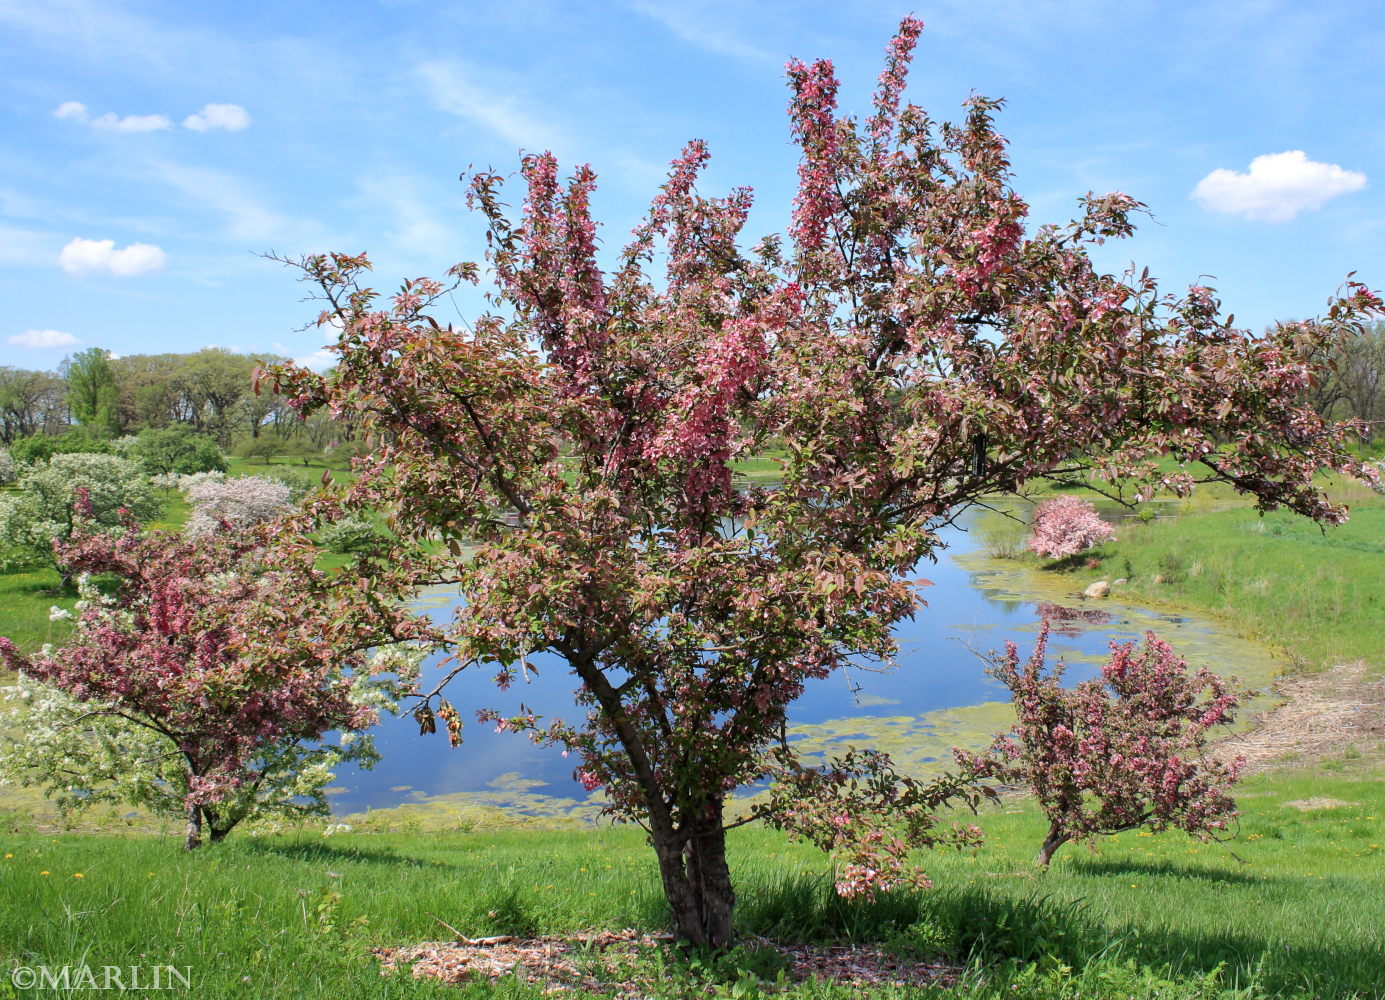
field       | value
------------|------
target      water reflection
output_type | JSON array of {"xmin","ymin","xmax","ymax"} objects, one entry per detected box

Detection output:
[{"xmin": 328, "ymin": 506, "xmax": 1284, "ymax": 816}]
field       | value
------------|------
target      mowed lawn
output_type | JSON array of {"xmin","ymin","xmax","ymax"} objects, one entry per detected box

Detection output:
[{"xmin": 2, "ymin": 763, "xmax": 1382, "ymax": 999}]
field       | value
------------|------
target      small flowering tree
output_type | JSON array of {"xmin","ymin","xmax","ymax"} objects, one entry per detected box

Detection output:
[
  {"xmin": 955, "ymin": 623, "xmax": 1246, "ymax": 866},
  {"xmin": 0, "ymin": 453, "xmax": 160, "ymax": 579},
  {"xmin": 1027, "ymin": 495, "xmax": 1116, "ymax": 560},
  {"xmin": 264, "ymin": 19, "xmax": 1377, "ymax": 945},
  {"xmin": 183, "ymin": 474, "xmax": 294, "ymax": 537},
  {"xmin": 0, "ymin": 519, "xmax": 421, "ymax": 849}
]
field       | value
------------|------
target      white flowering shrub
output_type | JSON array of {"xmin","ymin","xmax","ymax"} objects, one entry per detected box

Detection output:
[
  {"xmin": 109, "ymin": 435, "xmax": 140, "ymax": 459},
  {"xmin": 0, "ymin": 453, "xmax": 159, "ymax": 570},
  {"xmin": 0, "ymin": 449, "xmax": 16, "ymax": 486},
  {"xmin": 184, "ymin": 475, "xmax": 295, "ymax": 537},
  {"xmin": 1367, "ymin": 460, "xmax": 1385, "ymax": 495}
]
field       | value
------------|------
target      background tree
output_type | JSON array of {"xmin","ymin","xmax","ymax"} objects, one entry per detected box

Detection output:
[
  {"xmin": 1304, "ymin": 321, "xmax": 1384, "ymax": 442},
  {"xmin": 63, "ymin": 347, "xmax": 121, "ymax": 437},
  {"xmin": 7, "ymin": 429, "xmax": 111, "ymax": 465},
  {"xmin": 0, "ymin": 367, "xmax": 66, "ymax": 443},
  {"xmin": 1027, "ymin": 495, "xmax": 1116, "ymax": 560},
  {"xmin": 129, "ymin": 425, "xmax": 227, "ymax": 476},
  {"xmin": 0, "ymin": 522, "xmax": 420, "ymax": 848},
  {"xmin": 267, "ymin": 18, "xmax": 1379, "ymax": 946},
  {"xmin": 0, "ymin": 454, "xmax": 159, "ymax": 578},
  {"xmin": 954, "ymin": 624, "xmax": 1246, "ymax": 866}
]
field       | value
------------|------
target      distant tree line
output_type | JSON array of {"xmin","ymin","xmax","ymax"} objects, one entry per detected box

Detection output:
[
  {"xmin": 0, "ymin": 346, "xmax": 363, "ymax": 459},
  {"xmin": 1306, "ymin": 321, "xmax": 1385, "ymax": 443}
]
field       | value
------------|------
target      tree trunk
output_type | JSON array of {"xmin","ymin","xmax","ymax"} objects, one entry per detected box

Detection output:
[
  {"xmin": 650, "ymin": 814, "xmax": 737, "ymax": 948},
  {"xmin": 1036, "ymin": 823, "xmax": 1069, "ymax": 868},
  {"xmin": 183, "ymin": 802, "xmax": 203, "ymax": 851}
]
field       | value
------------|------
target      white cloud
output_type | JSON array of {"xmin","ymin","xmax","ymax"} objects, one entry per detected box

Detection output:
[
  {"xmin": 143, "ymin": 160, "xmax": 312, "ymax": 243},
  {"xmin": 55, "ymin": 101, "xmax": 172, "ymax": 132},
  {"xmin": 626, "ymin": 1, "xmax": 776, "ymax": 64},
  {"xmin": 419, "ymin": 61, "xmax": 568, "ymax": 152},
  {"xmin": 183, "ymin": 103, "xmax": 251, "ymax": 131},
  {"xmin": 273, "ymin": 341, "xmax": 336, "ymax": 372},
  {"xmin": 53, "ymin": 100, "xmax": 88, "ymax": 121},
  {"xmin": 90, "ymin": 112, "xmax": 173, "ymax": 132},
  {"xmin": 1191, "ymin": 150, "xmax": 1367, "ymax": 222},
  {"xmin": 58, "ymin": 237, "xmax": 167, "ymax": 276},
  {"xmin": 8, "ymin": 329, "xmax": 80, "ymax": 349}
]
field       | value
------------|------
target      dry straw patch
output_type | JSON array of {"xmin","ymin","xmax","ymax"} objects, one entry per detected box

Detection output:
[{"xmin": 1219, "ymin": 661, "xmax": 1385, "ymax": 772}]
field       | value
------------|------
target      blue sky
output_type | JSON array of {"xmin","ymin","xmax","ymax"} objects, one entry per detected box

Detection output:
[{"xmin": 2, "ymin": 0, "xmax": 1382, "ymax": 370}]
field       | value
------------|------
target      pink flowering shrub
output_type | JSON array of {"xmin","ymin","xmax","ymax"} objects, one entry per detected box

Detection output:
[
  {"xmin": 955, "ymin": 622, "xmax": 1246, "ymax": 866},
  {"xmin": 184, "ymin": 474, "xmax": 294, "ymax": 537},
  {"xmin": 1027, "ymin": 495, "xmax": 1116, "ymax": 560},
  {"xmin": 0, "ymin": 521, "xmax": 417, "ymax": 849}
]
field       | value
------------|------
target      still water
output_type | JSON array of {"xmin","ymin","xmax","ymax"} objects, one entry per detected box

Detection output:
[{"xmin": 327, "ymin": 507, "xmax": 1281, "ymax": 817}]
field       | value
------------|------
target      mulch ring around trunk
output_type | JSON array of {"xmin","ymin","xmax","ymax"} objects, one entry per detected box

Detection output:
[{"xmin": 373, "ymin": 929, "xmax": 965, "ymax": 995}]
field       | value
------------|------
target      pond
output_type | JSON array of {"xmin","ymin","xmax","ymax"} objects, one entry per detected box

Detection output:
[{"xmin": 327, "ymin": 505, "xmax": 1283, "ymax": 819}]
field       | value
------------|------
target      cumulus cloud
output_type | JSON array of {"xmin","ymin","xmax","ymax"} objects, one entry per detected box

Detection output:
[
  {"xmin": 8, "ymin": 329, "xmax": 80, "ymax": 349},
  {"xmin": 183, "ymin": 103, "xmax": 251, "ymax": 131},
  {"xmin": 58, "ymin": 237, "xmax": 167, "ymax": 276},
  {"xmin": 272, "ymin": 341, "xmax": 336, "ymax": 373},
  {"xmin": 53, "ymin": 101, "xmax": 171, "ymax": 132},
  {"xmin": 53, "ymin": 100, "xmax": 88, "ymax": 121},
  {"xmin": 1192, "ymin": 151, "xmax": 1367, "ymax": 223},
  {"xmin": 92, "ymin": 112, "xmax": 172, "ymax": 132}
]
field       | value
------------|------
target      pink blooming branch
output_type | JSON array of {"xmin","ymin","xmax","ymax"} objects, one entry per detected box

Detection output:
[{"xmin": 0, "ymin": 524, "xmax": 407, "ymax": 849}]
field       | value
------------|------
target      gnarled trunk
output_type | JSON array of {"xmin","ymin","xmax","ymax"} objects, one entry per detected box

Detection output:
[
  {"xmin": 1036, "ymin": 822, "xmax": 1069, "ymax": 868},
  {"xmin": 183, "ymin": 802, "xmax": 203, "ymax": 851},
  {"xmin": 651, "ymin": 814, "xmax": 736, "ymax": 948}
]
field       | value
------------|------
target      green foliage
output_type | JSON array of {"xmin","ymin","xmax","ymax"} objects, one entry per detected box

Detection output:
[
  {"xmin": 0, "ymin": 453, "xmax": 159, "ymax": 571},
  {"xmin": 129, "ymin": 425, "xmax": 227, "ymax": 476},
  {"xmin": 316, "ymin": 514, "xmax": 389, "ymax": 554},
  {"xmin": 1112, "ymin": 490, "xmax": 1385, "ymax": 673},
  {"xmin": 237, "ymin": 435, "xmax": 284, "ymax": 464},
  {"xmin": 8, "ymin": 429, "xmax": 111, "ymax": 465},
  {"xmin": 63, "ymin": 347, "xmax": 120, "ymax": 437}
]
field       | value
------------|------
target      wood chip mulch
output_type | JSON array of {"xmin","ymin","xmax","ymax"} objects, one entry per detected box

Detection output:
[{"xmin": 373, "ymin": 929, "xmax": 964, "ymax": 996}]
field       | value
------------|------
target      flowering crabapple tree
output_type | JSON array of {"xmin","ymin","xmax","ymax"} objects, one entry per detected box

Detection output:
[
  {"xmin": 0, "ymin": 453, "xmax": 159, "ymax": 580},
  {"xmin": 0, "ymin": 506, "xmax": 421, "ymax": 849},
  {"xmin": 1027, "ymin": 494, "xmax": 1116, "ymax": 560},
  {"xmin": 954, "ymin": 623, "xmax": 1246, "ymax": 867},
  {"xmin": 265, "ymin": 18, "xmax": 1379, "ymax": 945},
  {"xmin": 183, "ymin": 474, "xmax": 295, "ymax": 538}
]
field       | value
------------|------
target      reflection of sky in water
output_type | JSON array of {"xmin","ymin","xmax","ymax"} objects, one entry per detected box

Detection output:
[{"xmin": 330, "ymin": 507, "xmax": 1281, "ymax": 814}]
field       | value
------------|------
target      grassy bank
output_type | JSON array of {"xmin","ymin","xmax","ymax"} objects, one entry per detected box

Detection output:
[
  {"xmin": 2, "ymin": 763, "xmax": 1382, "ymax": 999},
  {"xmin": 1078, "ymin": 485, "xmax": 1383, "ymax": 675}
]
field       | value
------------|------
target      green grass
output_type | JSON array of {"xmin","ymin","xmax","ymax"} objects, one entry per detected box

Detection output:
[
  {"xmin": 0, "ymin": 569, "xmax": 74, "ymax": 653},
  {"xmin": 2, "ymin": 763, "xmax": 1382, "ymax": 999},
  {"xmin": 1084, "ymin": 490, "xmax": 1384, "ymax": 675}
]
